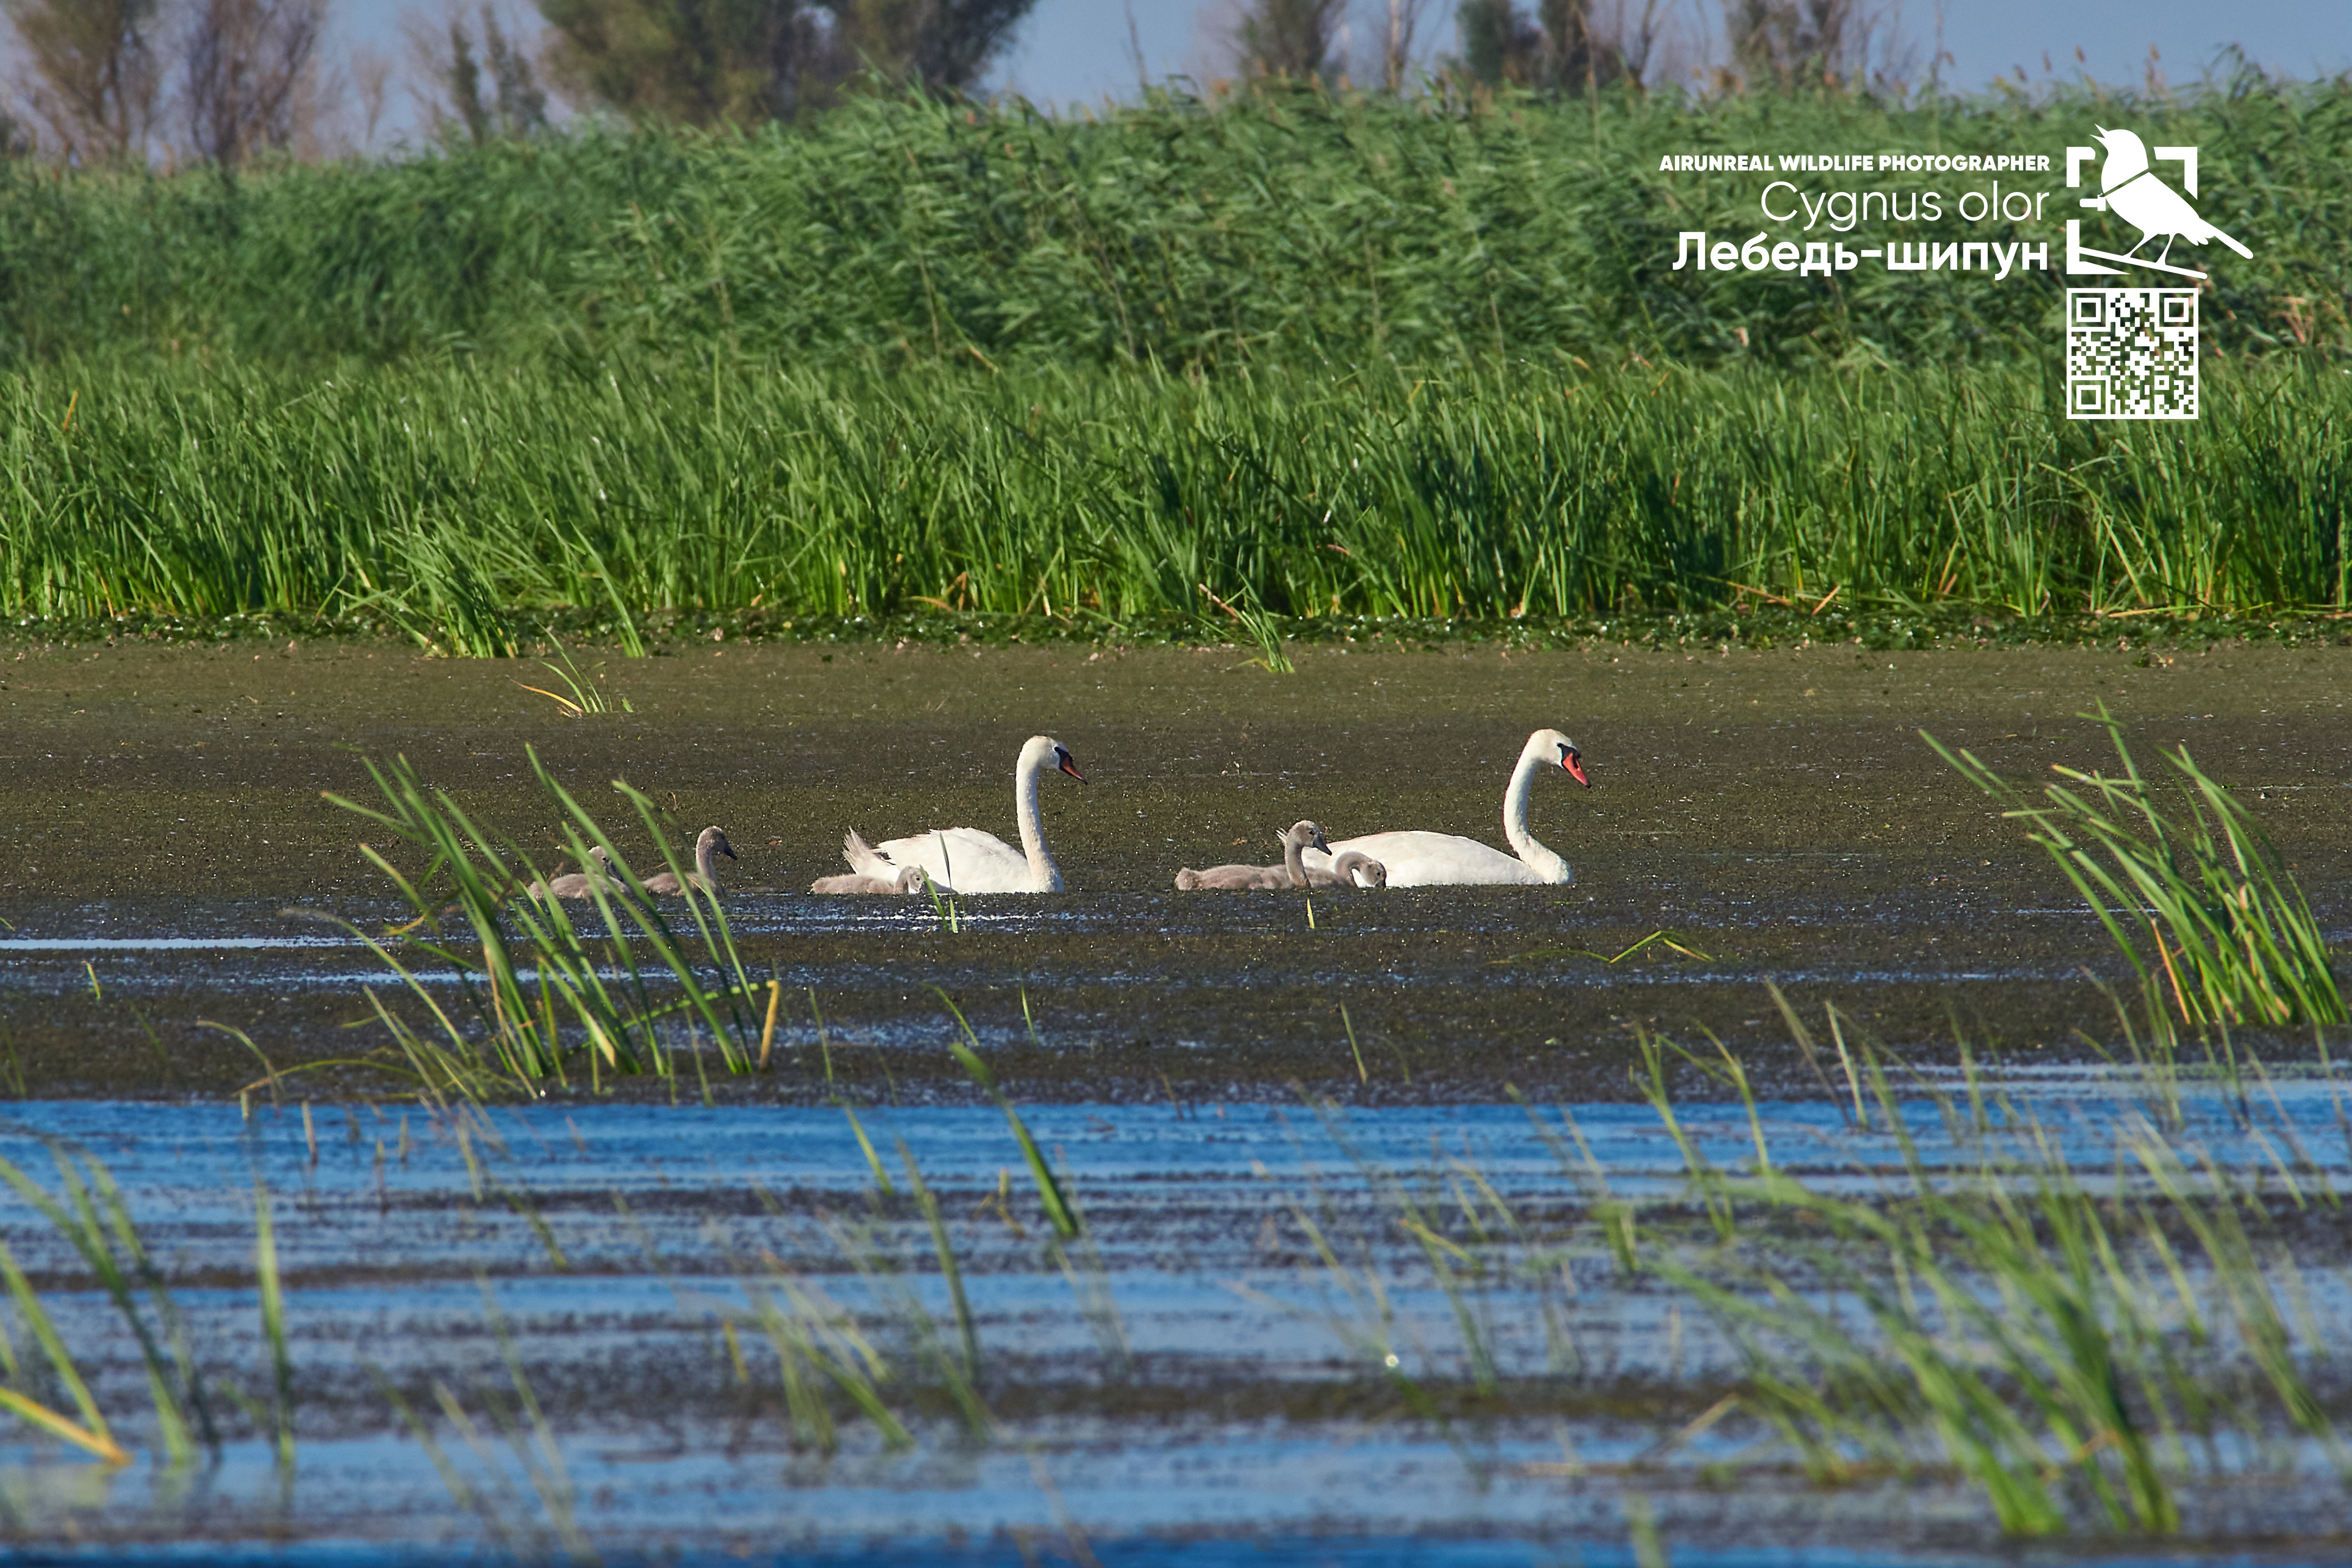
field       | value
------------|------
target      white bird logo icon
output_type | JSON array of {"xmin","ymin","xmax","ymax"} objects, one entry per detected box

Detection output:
[{"xmin": 2085, "ymin": 126, "xmax": 2251, "ymax": 267}]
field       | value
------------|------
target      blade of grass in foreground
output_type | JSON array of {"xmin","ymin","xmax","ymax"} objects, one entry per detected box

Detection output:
[
  {"xmin": 0, "ymin": 1147, "xmax": 203, "ymax": 1464},
  {"xmin": 1925, "ymin": 706, "xmax": 2344, "ymax": 1029},
  {"xmin": 255, "ymin": 1180, "xmax": 295, "ymax": 1474},
  {"xmin": 932, "ymin": 988, "xmax": 1079, "ymax": 1239},
  {"xmin": 0, "ymin": 1239, "xmax": 129, "ymax": 1465}
]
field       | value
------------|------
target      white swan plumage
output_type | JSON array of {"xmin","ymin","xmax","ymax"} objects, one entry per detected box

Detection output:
[
  {"xmin": 1303, "ymin": 729, "xmax": 1588, "ymax": 887},
  {"xmin": 840, "ymin": 735, "xmax": 1085, "ymax": 894}
]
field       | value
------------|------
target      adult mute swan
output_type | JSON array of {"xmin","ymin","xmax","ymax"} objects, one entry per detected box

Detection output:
[
  {"xmin": 642, "ymin": 826, "xmax": 737, "ymax": 896},
  {"xmin": 1175, "ymin": 821, "xmax": 1327, "ymax": 891},
  {"xmin": 1302, "ymin": 729, "xmax": 1589, "ymax": 887},
  {"xmin": 810, "ymin": 865, "xmax": 929, "ymax": 896},
  {"xmin": 842, "ymin": 736, "xmax": 1085, "ymax": 894}
]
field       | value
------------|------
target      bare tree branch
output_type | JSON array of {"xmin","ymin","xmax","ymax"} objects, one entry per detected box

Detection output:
[
  {"xmin": 3, "ymin": 0, "xmax": 163, "ymax": 164},
  {"xmin": 1381, "ymin": 0, "xmax": 1437, "ymax": 92},
  {"xmin": 182, "ymin": 0, "xmax": 326, "ymax": 165}
]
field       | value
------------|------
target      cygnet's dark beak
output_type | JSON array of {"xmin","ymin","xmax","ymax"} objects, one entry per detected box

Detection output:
[{"xmin": 721, "ymin": 839, "xmax": 739, "ymax": 859}]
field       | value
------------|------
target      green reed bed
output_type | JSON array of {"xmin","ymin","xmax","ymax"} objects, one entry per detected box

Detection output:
[
  {"xmin": 318, "ymin": 749, "xmax": 765, "ymax": 1098},
  {"xmin": 5, "ymin": 354, "xmax": 2349, "ymax": 649},
  {"xmin": 1, "ymin": 78, "xmax": 2344, "ymax": 372},
  {"xmin": 1625, "ymin": 1027, "xmax": 2345, "ymax": 1537},
  {"xmin": 1931, "ymin": 708, "xmax": 2345, "ymax": 1031}
]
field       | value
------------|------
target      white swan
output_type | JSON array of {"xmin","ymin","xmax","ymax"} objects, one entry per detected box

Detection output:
[
  {"xmin": 842, "ymin": 736, "xmax": 1085, "ymax": 894},
  {"xmin": 1303, "ymin": 729, "xmax": 1589, "ymax": 887},
  {"xmin": 1176, "ymin": 821, "xmax": 1327, "ymax": 891},
  {"xmin": 810, "ymin": 865, "xmax": 929, "ymax": 896},
  {"xmin": 642, "ymin": 826, "xmax": 736, "ymax": 896}
]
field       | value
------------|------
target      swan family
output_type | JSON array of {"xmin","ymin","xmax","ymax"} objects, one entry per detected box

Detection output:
[
  {"xmin": 816, "ymin": 727, "xmax": 1586, "ymax": 896},
  {"xmin": 527, "ymin": 828, "xmax": 735, "ymax": 903},
  {"xmin": 526, "ymin": 727, "xmax": 1586, "ymax": 902}
]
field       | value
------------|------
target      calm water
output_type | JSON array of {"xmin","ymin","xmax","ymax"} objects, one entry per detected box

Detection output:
[{"xmin": 2, "ymin": 1085, "xmax": 2347, "ymax": 1561}]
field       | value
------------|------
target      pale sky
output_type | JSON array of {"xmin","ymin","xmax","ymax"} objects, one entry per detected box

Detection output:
[
  {"xmin": 24, "ymin": 0, "xmax": 2351, "ymax": 150},
  {"xmin": 969, "ymin": 0, "xmax": 2350, "ymax": 106}
]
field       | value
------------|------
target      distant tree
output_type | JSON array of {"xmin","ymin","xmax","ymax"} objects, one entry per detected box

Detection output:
[
  {"xmin": 536, "ymin": 0, "xmax": 797, "ymax": 125},
  {"xmin": 1, "ymin": 0, "xmax": 163, "ymax": 163},
  {"xmin": 182, "ymin": 0, "xmax": 326, "ymax": 165},
  {"xmin": 1454, "ymin": 0, "xmax": 1539, "ymax": 86},
  {"xmin": 1377, "ymin": 0, "xmax": 1439, "ymax": 92},
  {"xmin": 1230, "ymin": 0, "xmax": 1346, "ymax": 80},
  {"xmin": 1724, "ymin": 0, "xmax": 1858, "ymax": 90},
  {"xmin": 536, "ymin": 0, "xmax": 1036, "ymax": 126},
  {"xmin": 350, "ymin": 41, "xmax": 394, "ymax": 148},
  {"xmin": 829, "ymin": 0, "xmax": 1036, "ymax": 94},
  {"xmin": 445, "ymin": 4, "xmax": 548, "ymax": 142},
  {"xmin": 1452, "ymin": 0, "xmax": 1641, "ymax": 92}
]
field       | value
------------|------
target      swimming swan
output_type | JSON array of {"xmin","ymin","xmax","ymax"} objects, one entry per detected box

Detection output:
[
  {"xmin": 1302, "ymin": 729, "xmax": 1588, "ymax": 887},
  {"xmin": 843, "ymin": 736, "xmax": 1085, "ymax": 894},
  {"xmin": 811, "ymin": 864, "xmax": 930, "ymax": 896},
  {"xmin": 1175, "ymin": 820, "xmax": 1327, "ymax": 890},
  {"xmin": 526, "ymin": 845, "xmax": 613, "ymax": 900},
  {"xmin": 1288, "ymin": 839, "xmax": 1387, "ymax": 888},
  {"xmin": 642, "ymin": 826, "xmax": 736, "ymax": 896}
]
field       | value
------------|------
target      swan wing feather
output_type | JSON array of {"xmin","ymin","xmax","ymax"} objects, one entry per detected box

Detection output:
[
  {"xmin": 1308, "ymin": 831, "xmax": 1543, "ymax": 887},
  {"xmin": 875, "ymin": 828, "xmax": 1030, "ymax": 893}
]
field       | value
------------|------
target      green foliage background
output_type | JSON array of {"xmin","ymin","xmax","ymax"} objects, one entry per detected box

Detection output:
[
  {"xmin": 2, "ymin": 77, "xmax": 2347, "ymax": 645},
  {"xmin": 5, "ymin": 77, "xmax": 2345, "ymax": 371}
]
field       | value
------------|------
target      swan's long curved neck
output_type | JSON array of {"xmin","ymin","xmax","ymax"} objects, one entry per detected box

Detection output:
[
  {"xmin": 1502, "ymin": 741, "xmax": 1570, "ymax": 882},
  {"xmin": 1282, "ymin": 832, "xmax": 1310, "ymax": 887},
  {"xmin": 1015, "ymin": 751, "xmax": 1063, "ymax": 892},
  {"xmin": 694, "ymin": 836, "xmax": 721, "ymax": 888}
]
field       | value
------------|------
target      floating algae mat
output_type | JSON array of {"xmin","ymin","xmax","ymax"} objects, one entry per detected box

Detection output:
[{"xmin": 8, "ymin": 641, "xmax": 2352, "ymax": 1100}]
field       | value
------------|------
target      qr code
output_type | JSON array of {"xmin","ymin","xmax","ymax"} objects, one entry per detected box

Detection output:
[{"xmin": 2066, "ymin": 289, "xmax": 2198, "ymax": 420}]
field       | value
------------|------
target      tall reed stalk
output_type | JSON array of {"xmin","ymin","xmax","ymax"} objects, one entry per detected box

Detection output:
[
  {"xmin": 1634, "ymin": 1020, "xmax": 2338, "ymax": 1537},
  {"xmin": 324, "ymin": 748, "xmax": 762, "ymax": 1096},
  {"xmin": 1928, "ymin": 708, "xmax": 2344, "ymax": 1028}
]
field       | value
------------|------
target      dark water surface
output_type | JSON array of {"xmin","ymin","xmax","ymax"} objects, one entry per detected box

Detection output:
[
  {"xmin": 4, "ymin": 641, "xmax": 2352, "ymax": 1560},
  {"xmin": 4, "ymin": 639, "xmax": 2351, "ymax": 1097}
]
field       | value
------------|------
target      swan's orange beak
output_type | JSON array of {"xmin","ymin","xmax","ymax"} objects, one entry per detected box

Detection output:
[
  {"xmin": 1561, "ymin": 747, "xmax": 1591, "ymax": 787},
  {"xmin": 1057, "ymin": 747, "xmax": 1087, "ymax": 783}
]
